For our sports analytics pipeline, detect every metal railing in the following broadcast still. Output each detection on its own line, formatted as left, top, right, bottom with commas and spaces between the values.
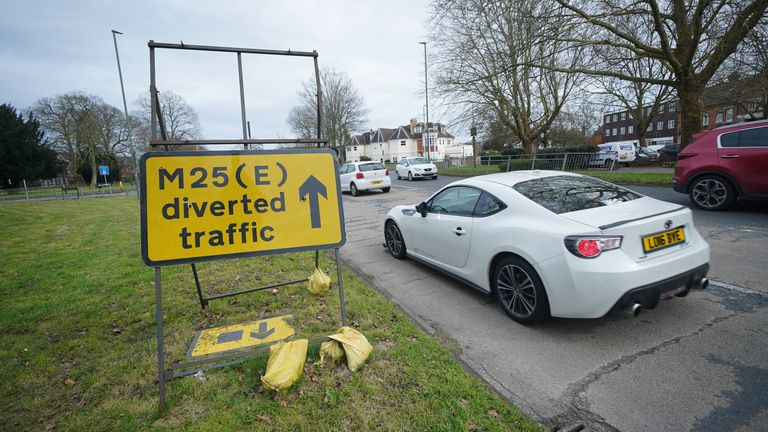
435, 152, 617, 175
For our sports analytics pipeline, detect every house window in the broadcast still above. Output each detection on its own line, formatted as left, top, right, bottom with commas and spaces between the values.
668, 119, 675, 129
605, 129, 611, 137
748, 101, 757, 112
353, 146, 357, 151
628, 125, 634, 134
657, 121, 663, 130
620, 127, 626, 135
621, 112, 626, 120
726, 107, 733, 122
346, 146, 351, 152
716, 112, 723, 123
659, 104, 665, 113
612, 128, 617, 136
702, 113, 709, 126
612, 114, 617, 122
605, 115, 610, 123
400, 140, 406, 146
648, 123, 653, 131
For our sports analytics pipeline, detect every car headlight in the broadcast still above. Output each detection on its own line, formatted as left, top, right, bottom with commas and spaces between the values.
564, 236, 622, 258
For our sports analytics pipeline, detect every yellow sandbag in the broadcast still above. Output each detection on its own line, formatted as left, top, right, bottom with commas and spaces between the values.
315, 339, 346, 366
261, 339, 308, 392
308, 267, 331, 296
328, 327, 373, 372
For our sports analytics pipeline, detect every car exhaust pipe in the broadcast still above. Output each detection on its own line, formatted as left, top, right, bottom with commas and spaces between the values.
691, 276, 709, 290
624, 303, 642, 318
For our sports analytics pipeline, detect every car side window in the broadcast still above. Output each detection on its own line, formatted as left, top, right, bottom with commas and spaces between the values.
738, 127, 767, 147
720, 131, 739, 148
340, 164, 348, 174
428, 187, 482, 216
473, 192, 506, 217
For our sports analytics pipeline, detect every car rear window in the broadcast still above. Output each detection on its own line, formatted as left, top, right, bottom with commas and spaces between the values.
513, 175, 642, 214
359, 163, 385, 172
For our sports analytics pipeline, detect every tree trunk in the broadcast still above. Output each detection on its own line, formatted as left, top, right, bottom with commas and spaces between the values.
90, 153, 98, 187
677, 78, 705, 149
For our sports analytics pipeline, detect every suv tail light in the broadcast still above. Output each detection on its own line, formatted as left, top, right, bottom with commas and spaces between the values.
355, 172, 364, 179
564, 236, 623, 258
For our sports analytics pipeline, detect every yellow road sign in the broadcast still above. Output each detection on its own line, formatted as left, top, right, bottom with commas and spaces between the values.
187, 315, 295, 358
140, 149, 345, 266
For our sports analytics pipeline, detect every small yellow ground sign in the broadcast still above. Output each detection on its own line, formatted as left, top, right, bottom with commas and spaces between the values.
187, 315, 295, 358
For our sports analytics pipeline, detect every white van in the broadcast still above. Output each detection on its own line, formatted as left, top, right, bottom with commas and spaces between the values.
593, 142, 637, 166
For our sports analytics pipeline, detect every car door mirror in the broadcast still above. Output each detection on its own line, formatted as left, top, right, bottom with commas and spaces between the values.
415, 202, 428, 217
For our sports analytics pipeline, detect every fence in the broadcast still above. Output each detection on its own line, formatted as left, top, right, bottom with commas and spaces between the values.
437, 152, 618, 175
0, 179, 136, 201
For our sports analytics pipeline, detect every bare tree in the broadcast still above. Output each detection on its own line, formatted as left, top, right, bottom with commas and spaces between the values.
431, 0, 585, 155
552, 0, 768, 147
287, 67, 369, 157
135, 90, 201, 150
592, 55, 673, 147
32, 92, 128, 186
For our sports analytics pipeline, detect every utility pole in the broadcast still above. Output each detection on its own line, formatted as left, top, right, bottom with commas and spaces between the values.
111, 30, 140, 200
419, 41, 430, 161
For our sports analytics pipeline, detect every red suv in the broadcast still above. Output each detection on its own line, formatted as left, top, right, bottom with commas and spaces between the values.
674, 120, 768, 210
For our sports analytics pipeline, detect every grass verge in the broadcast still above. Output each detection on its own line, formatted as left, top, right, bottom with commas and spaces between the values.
0, 197, 540, 431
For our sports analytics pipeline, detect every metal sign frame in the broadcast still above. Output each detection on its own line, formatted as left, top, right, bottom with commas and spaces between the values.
146, 41, 346, 412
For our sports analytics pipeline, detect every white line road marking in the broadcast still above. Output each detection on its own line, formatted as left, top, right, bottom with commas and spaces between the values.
709, 280, 768, 299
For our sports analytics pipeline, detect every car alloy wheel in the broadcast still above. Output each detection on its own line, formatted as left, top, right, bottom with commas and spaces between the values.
494, 257, 549, 324
408, 171, 413, 181
384, 221, 406, 259
350, 183, 359, 197
689, 175, 735, 211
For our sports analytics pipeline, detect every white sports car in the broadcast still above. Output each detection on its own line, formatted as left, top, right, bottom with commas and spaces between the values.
383, 171, 710, 324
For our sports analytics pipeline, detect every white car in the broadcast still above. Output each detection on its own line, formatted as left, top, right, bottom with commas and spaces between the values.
395, 157, 438, 180
383, 170, 710, 324
339, 161, 391, 196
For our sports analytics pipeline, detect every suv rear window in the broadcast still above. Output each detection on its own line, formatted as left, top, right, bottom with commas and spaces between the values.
513, 175, 642, 214
359, 163, 385, 172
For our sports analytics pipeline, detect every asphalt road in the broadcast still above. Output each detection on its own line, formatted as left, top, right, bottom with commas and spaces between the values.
338, 174, 768, 432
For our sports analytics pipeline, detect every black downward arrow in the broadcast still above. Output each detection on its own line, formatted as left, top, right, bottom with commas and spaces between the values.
299, 175, 328, 229
250, 322, 275, 340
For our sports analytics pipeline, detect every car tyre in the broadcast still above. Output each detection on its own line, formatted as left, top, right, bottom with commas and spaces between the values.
432, 175, 438, 180
689, 175, 736, 211
408, 171, 413, 181
396, 171, 401, 180
350, 183, 359, 197
382, 187, 390, 193
493, 256, 550, 325
384, 221, 406, 259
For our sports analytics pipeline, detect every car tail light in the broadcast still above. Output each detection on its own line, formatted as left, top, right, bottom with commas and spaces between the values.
385, 169, 389, 176
355, 172, 364, 179
564, 236, 622, 258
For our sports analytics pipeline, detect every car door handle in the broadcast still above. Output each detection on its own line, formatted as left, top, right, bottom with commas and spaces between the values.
453, 227, 466, 236
720, 154, 740, 159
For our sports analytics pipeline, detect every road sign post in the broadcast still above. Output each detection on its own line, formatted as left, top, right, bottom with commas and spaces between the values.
141, 149, 347, 410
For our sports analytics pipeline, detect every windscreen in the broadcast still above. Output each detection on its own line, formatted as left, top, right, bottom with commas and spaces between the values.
409, 157, 429, 164
513, 175, 642, 214
359, 163, 386, 172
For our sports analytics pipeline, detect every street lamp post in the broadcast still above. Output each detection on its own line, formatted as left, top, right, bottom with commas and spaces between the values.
419, 41, 430, 161
111, 30, 140, 199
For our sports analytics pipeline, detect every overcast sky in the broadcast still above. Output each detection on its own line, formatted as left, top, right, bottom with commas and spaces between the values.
1, 0, 445, 142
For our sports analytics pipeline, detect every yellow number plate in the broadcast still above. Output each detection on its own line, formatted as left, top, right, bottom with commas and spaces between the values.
642, 227, 685, 253
370, 180, 383, 185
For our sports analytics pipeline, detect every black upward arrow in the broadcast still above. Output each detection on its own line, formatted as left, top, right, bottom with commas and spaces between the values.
299, 175, 327, 229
